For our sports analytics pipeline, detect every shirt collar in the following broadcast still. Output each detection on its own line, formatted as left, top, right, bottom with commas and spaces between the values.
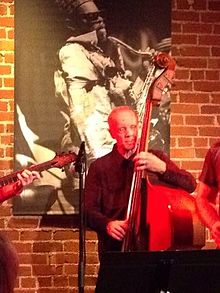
66, 30, 99, 47
112, 144, 136, 161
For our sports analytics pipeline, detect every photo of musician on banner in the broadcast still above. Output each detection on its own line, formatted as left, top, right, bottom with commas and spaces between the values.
14, 0, 171, 215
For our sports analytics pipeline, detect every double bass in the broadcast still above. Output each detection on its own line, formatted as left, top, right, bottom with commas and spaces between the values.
120, 52, 205, 252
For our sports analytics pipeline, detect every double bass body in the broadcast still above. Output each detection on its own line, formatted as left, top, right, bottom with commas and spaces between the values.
145, 181, 205, 251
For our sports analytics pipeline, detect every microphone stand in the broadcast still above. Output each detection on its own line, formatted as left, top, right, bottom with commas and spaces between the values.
75, 142, 86, 293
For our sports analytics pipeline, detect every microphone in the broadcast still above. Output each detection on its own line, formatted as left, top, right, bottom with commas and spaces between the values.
75, 142, 86, 173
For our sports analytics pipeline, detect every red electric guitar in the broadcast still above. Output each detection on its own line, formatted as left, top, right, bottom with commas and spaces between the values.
0, 152, 77, 187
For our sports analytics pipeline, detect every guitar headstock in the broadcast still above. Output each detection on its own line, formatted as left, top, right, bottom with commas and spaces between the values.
51, 152, 77, 169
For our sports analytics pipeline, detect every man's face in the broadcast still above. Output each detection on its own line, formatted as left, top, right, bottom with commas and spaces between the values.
109, 110, 138, 155
77, 2, 107, 41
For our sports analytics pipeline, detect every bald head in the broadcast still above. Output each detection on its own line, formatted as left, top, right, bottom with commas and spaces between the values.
108, 106, 138, 155
108, 106, 138, 131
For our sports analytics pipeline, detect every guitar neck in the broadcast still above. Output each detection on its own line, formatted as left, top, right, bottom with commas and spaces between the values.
0, 159, 55, 187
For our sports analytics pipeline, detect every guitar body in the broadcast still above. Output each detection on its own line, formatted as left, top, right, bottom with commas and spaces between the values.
147, 183, 205, 251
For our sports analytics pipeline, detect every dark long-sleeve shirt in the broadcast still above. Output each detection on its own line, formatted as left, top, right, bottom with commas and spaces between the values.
85, 144, 197, 255
199, 140, 220, 190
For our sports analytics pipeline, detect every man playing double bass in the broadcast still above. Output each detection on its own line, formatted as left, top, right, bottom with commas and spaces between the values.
85, 106, 197, 259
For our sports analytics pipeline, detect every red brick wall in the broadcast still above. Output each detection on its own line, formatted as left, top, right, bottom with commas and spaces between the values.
0, 0, 220, 291
171, 0, 220, 181
171, 0, 220, 249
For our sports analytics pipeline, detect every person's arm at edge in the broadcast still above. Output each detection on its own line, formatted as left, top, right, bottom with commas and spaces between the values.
0, 170, 39, 203
195, 181, 219, 230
